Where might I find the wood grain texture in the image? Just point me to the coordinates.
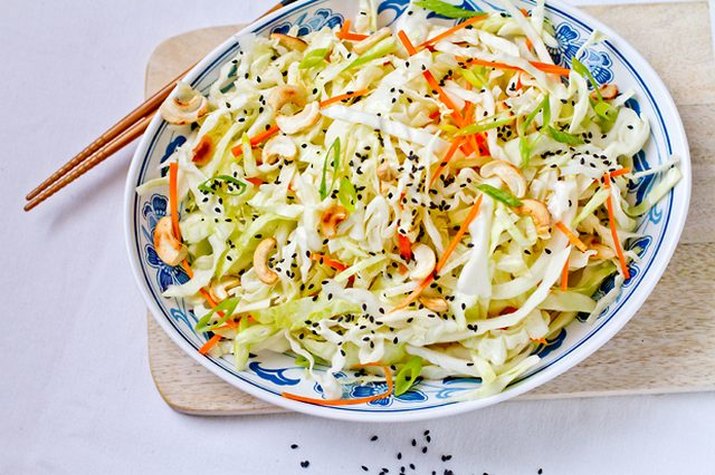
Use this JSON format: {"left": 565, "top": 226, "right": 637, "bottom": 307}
{"left": 144, "top": 3, "right": 715, "bottom": 415}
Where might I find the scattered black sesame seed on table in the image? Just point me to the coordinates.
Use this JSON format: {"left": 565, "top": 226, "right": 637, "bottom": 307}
{"left": 371, "top": 435, "right": 379, "bottom": 442}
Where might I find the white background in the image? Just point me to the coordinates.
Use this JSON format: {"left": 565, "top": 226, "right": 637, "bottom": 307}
{"left": 1, "top": 0, "right": 714, "bottom": 473}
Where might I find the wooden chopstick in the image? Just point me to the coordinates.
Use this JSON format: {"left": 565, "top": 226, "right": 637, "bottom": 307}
{"left": 24, "top": 0, "right": 297, "bottom": 211}
{"left": 25, "top": 67, "right": 192, "bottom": 201}
{"left": 24, "top": 115, "right": 155, "bottom": 212}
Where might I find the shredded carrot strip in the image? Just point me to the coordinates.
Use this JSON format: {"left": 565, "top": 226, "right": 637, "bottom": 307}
{"left": 311, "top": 253, "right": 348, "bottom": 272}
{"left": 429, "top": 138, "right": 464, "bottom": 187}
{"left": 602, "top": 174, "right": 630, "bottom": 279}
{"left": 417, "top": 15, "right": 487, "bottom": 49}
{"left": 555, "top": 222, "right": 589, "bottom": 252}
{"left": 231, "top": 125, "right": 280, "bottom": 157}
{"left": 180, "top": 259, "right": 219, "bottom": 308}
{"left": 609, "top": 167, "right": 631, "bottom": 178}
{"left": 337, "top": 20, "right": 368, "bottom": 41}
{"left": 199, "top": 334, "right": 222, "bottom": 355}
{"left": 168, "top": 162, "right": 181, "bottom": 241}
{"left": 436, "top": 195, "right": 484, "bottom": 272}
{"left": 605, "top": 194, "right": 631, "bottom": 280}
{"left": 561, "top": 257, "right": 569, "bottom": 291}
{"left": 462, "top": 57, "right": 571, "bottom": 77}
{"left": 396, "top": 233, "right": 413, "bottom": 261}
{"left": 245, "top": 177, "right": 264, "bottom": 187}
{"left": 398, "top": 30, "right": 464, "bottom": 125}
{"left": 393, "top": 196, "right": 484, "bottom": 311}
{"left": 520, "top": 7, "right": 529, "bottom": 16}
{"left": 282, "top": 363, "right": 393, "bottom": 406}
{"left": 319, "top": 88, "right": 370, "bottom": 108}
{"left": 531, "top": 337, "right": 548, "bottom": 345}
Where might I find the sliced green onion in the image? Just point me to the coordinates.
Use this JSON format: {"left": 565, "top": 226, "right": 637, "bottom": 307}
{"left": 520, "top": 95, "right": 550, "bottom": 135}
{"left": 345, "top": 37, "right": 396, "bottom": 70}
{"left": 299, "top": 48, "right": 329, "bottom": 69}
{"left": 459, "top": 66, "right": 488, "bottom": 88}
{"left": 198, "top": 175, "right": 248, "bottom": 196}
{"left": 414, "top": 0, "right": 484, "bottom": 18}
{"left": 477, "top": 183, "right": 523, "bottom": 207}
{"left": 195, "top": 297, "right": 240, "bottom": 333}
{"left": 572, "top": 58, "right": 618, "bottom": 128}
{"left": 338, "top": 177, "right": 357, "bottom": 211}
{"left": 457, "top": 115, "right": 512, "bottom": 135}
{"left": 571, "top": 58, "right": 601, "bottom": 98}
{"left": 519, "top": 136, "right": 533, "bottom": 168}
{"left": 319, "top": 137, "right": 341, "bottom": 200}
{"left": 394, "top": 356, "right": 423, "bottom": 396}
{"left": 544, "top": 125, "right": 583, "bottom": 145}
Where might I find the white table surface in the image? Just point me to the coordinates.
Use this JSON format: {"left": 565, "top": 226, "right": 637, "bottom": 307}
{"left": 2, "top": 0, "right": 714, "bottom": 473}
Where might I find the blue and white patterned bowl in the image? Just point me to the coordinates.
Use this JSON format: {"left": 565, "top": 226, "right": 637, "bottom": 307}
{"left": 124, "top": 0, "right": 691, "bottom": 421}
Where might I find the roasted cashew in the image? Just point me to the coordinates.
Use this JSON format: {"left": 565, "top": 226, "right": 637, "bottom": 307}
{"left": 409, "top": 243, "right": 436, "bottom": 281}
{"left": 153, "top": 216, "right": 187, "bottom": 266}
{"left": 253, "top": 238, "right": 279, "bottom": 285}
{"left": 276, "top": 101, "right": 321, "bottom": 135}
{"left": 376, "top": 162, "right": 397, "bottom": 182}
{"left": 159, "top": 83, "right": 209, "bottom": 125}
{"left": 268, "top": 85, "right": 307, "bottom": 113}
{"left": 270, "top": 33, "right": 308, "bottom": 52}
{"left": 419, "top": 296, "right": 448, "bottom": 313}
{"left": 480, "top": 160, "right": 527, "bottom": 198}
{"left": 261, "top": 135, "right": 297, "bottom": 165}
{"left": 591, "top": 84, "right": 619, "bottom": 101}
{"left": 515, "top": 199, "right": 552, "bottom": 240}
{"left": 319, "top": 205, "right": 348, "bottom": 238}
{"left": 209, "top": 276, "right": 241, "bottom": 302}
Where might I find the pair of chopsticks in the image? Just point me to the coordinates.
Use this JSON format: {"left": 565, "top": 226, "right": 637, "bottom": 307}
{"left": 24, "top": 0, "right": 298, "bottom": 212}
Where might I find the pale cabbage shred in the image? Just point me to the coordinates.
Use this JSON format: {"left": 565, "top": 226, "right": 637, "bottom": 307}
{"left": 143, "top": 0, "right": 680, "bottom": 400}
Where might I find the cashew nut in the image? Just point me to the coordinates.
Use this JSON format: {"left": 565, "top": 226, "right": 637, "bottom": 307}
{"left": 276, "top": 101, "right": 321, "bottom": 135}
{"left": 261, "top": 135, "right": 297, "bottom": 165}
{"left": 253, "top": 238, "right": 279, "bottom": 285}
{"left": 480, "top": 160, "right": 527, "bottom": 198}
{"left": 159, "top": 83, "right": 209, "bottom": 125}
{"left": 268, "top": 85, "right": 307, "bottom": 113}
{"left": 319, "top": 205, "right": 348, "bottom": 238}
{"left": 352, "top": 27, "right": 391, "bottom": 54}
{"left": 515, "top": 199, "right": 552, "bottom": 240}
{"left": 591, "top": 83, "right": 619, "bottom": 101}
{"left": 153, "top": 216, "right": 187, "bottom": 266}
{"left": 209, "top": 276, "right": 241, "bottom": 302}
{"left": 376, "top": 162, "right": 397, "bottom": 182}
{"left": 419, "top": 296, "right": 448, "bottom": 313}
{"left": 270, "top": 32, "right": 308, "bottom": 52}
{"left": 409, "top": 243, "right": 436, "bottom": 281}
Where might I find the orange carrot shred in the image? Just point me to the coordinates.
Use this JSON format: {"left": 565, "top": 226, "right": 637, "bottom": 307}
{"left": 561, "top": 257, "right": 569, "bottom": 291}
{"left": 605, "top": 194, "right": 631, "bottom": 280}
{"left": 462, "top": 57, "right": 571, "bottom": 77}
{"left": 282, "top": 363, "right": 393, "bottom": 406}
{"left": 436, "top": 194, "right": 484, "bottom": 272}
{"left": 430, "top": 138, "right": 464, "bottom": 187}
{"left": 180, "top": 259, "right": 220, "bottom": 308}
{"left": 168, "top": 162, "right": 181, "bottom": 241}
{"left": 231, "top": 125, "right": 280, "bottom": 157}
{"left": 609, "top": 167, "right": 631, "bottom": 178}
{"left": 396, "top": 233, "right": 413, "bottom": 261}
{"left": 311, "top": 252, "right": 348, "bottom": 272}
{"left": 398, "top": 30, "right": 465, "bottom": 125}
{"left": 417, "top": 15, "right": 487, "bottom": 49}
{"left": 319, "top": 88, "right": 370, "bottom": 108}
{"left": 555, "top": 222, "right": 589, "bottom": 253}
{"left": 393, "top": 194, "right": 484, "bottom": 311}
{"left": 199, "top": 334, "right": 222, "bottom": 355}
{"left": 245, "top": 177, "right": 264, "bottom": 187}
{"left": 337, "top": 19, "right": 368, "bottom": 41}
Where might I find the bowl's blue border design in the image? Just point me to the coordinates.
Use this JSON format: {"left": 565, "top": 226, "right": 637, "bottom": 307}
{"left": 130, "top": 0, "right": 679, "bottom": 414}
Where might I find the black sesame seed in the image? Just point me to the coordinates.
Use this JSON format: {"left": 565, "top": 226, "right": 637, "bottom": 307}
{"left": 441, "top": 455, "right": 453, "bottom": 462}
{"left": 362, "top": 467, "right": 369, "bottom": 472}
{"left": 291, "top": 444, "right": 299, "bottom": 449}
{"left": 300, "top": 461, "right": 309, "bottom": 468}
{"left": 411, "top": 439, "right": 417, "bottom": 447}
{"left": 370, "top": 435, "right": 379, "bottom": 442}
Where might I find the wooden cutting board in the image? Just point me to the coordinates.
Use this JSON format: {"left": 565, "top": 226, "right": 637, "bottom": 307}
{"left": 145, "top": 2, "right": 715, "bottom": 415}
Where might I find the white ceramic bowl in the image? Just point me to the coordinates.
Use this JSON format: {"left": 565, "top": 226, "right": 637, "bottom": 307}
{"left": 125, "top": 0, "right": 691, "bottom": 421}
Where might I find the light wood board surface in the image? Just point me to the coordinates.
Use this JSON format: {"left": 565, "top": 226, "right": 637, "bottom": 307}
{"left": 144, "top": 2, "right": 715, "bottom": 416}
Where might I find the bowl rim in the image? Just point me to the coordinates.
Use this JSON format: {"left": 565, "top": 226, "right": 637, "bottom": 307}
{"left": 124, "top": 0, "right": 691, "bottom": 422}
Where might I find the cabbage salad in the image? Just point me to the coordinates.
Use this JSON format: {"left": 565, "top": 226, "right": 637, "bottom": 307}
{"left": 142, "top": 0, "right": 681, "bottom": 403}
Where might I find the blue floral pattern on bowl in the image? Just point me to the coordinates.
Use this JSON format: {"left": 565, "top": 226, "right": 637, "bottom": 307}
{"left": 126, "top": 0, "right": 689, "bottom": 419}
